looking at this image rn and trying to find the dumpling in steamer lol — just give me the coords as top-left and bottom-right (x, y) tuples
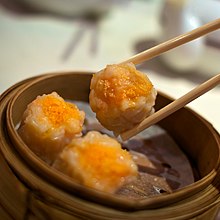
(89, 63), (157, 135)
(52, 131), (138, 193)
(18, 92), (85, 164)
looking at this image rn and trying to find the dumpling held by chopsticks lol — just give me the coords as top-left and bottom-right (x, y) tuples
(89, 63), (157, 135)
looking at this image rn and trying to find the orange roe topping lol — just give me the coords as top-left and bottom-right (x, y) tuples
(37, 94), (81, 127)
(94, 64), (153, 105)
(76, 142), (134, 184)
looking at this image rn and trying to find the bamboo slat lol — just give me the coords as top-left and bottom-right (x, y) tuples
(0, 151), (28, 220)
(0, 203), (13, 220)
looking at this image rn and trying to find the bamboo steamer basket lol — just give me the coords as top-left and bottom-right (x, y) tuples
(0, 71), (220, 219)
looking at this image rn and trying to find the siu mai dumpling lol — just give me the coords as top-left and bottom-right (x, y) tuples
(53, 131), (138, 193)
(89, 63), (157, 135)
(18, 92), (85, 164)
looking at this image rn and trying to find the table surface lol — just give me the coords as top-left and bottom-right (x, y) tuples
(0, 0), (220, 218)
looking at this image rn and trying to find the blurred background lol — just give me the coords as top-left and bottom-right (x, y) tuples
(0, 0), (219, 131)
(0, 0), (220, 218)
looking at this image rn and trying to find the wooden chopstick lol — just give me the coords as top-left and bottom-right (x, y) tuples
(119, 18), (220, 65)
(120, 73), (220, 141)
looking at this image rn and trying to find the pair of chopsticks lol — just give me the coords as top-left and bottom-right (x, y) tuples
(120, 18), (220, 141)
